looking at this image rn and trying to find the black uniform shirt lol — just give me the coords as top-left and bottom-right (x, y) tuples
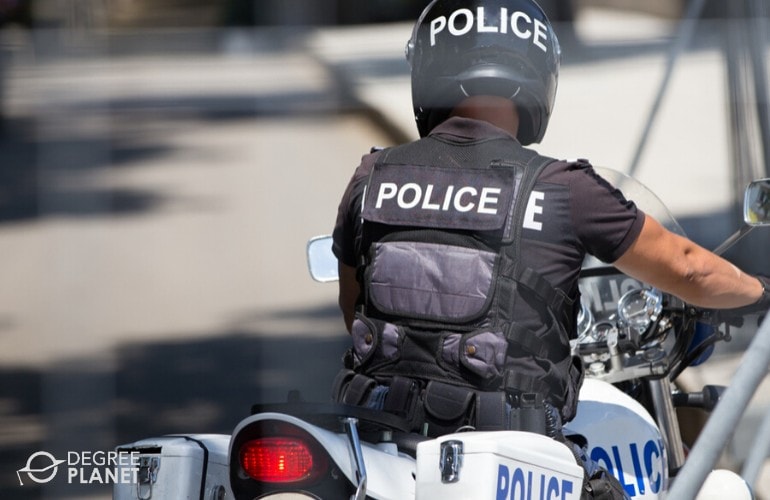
(333, 116), (645, 304)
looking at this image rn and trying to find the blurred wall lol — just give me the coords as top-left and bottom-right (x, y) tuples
(580, 0), (684, 18)
(6, 0), (758, 32)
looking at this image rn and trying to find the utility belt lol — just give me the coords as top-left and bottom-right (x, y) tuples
(332, 370), (557, 438)
(347, 310), (579, 419)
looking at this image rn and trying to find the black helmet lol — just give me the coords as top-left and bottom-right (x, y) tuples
(406, 0), (560, 144)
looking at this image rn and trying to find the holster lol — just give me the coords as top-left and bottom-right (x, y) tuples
(508, 392), (547, 435)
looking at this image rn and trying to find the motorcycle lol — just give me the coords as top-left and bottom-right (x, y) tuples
(113, 169), (770, 500)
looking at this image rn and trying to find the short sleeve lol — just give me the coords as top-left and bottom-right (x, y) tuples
(569, 165), (645, 263)
(331, 152), (379, 267)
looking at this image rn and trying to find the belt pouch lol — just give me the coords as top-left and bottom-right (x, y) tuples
(342, 374), (376, 406)
(509, 392), (546, 435)
(423, 381), (474, 435)
(475, 392), (508, 431)
(383, 376), (419, 419)
(331, 369), (355, 402)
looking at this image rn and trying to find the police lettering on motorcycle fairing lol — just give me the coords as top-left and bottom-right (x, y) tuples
(429, 7), (550, 51)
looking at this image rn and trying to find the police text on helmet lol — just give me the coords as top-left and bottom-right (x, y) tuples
(429, 7), (549, 52)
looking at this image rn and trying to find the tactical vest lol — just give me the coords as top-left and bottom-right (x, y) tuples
(351, 134), (582, 420)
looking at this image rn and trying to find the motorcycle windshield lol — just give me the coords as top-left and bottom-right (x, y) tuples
(582, 167), (686, 272)
(578, 168), (686, 328)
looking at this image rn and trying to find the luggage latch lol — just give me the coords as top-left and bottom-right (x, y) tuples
(137, 456), (159, 499)
(439, 440), (463, 483)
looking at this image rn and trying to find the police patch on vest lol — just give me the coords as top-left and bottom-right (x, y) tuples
(362, 163), (517, 231)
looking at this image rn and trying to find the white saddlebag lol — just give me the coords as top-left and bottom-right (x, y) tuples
(113, 434), (232, 500)
(415, 431), (584, 500)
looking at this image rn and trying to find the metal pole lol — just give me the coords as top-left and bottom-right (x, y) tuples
(747, 0), (770, 178)
(668, 313), (770, 499)
(725, 0), (752, 201)
(627, 0), (707, 178)
(741, 396), (770, 488)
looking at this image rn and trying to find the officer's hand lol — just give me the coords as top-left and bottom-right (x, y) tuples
(719, 275), (770, 321)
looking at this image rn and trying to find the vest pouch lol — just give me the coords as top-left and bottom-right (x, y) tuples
(423, 381), (475, 435)
(351, 315), (403, 370)
(459, 330), (508, 382)
(366, 240), (497, 324)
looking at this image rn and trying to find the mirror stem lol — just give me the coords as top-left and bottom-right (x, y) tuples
(712, 225), (755, 256)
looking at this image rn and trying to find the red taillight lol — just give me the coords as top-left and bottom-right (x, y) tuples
(240, 437), (321, 483)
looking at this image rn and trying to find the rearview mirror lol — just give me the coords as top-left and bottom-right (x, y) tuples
(714, 178), (770, 255)
(307, 235), (339, 282)
(744, 178), (770, 226)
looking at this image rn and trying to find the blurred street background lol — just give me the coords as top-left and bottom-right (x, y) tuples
(1, 0), (770, 498)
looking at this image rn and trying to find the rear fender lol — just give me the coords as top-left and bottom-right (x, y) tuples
(229, 412), (416, 499)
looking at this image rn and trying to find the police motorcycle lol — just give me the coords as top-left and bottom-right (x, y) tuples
(113, 169), (769, 500)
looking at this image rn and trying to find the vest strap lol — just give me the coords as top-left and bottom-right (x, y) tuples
(516, 266), (568, 312)
(502, 369), (553, 398)
(504, 323), (551, 358)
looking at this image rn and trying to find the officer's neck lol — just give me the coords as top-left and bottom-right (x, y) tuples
(450, 96), (520, 138)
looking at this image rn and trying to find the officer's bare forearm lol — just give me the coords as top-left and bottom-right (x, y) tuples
(614, 215), (763, 308)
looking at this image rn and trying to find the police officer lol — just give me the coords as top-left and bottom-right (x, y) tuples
(331, 0), (769, 497)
